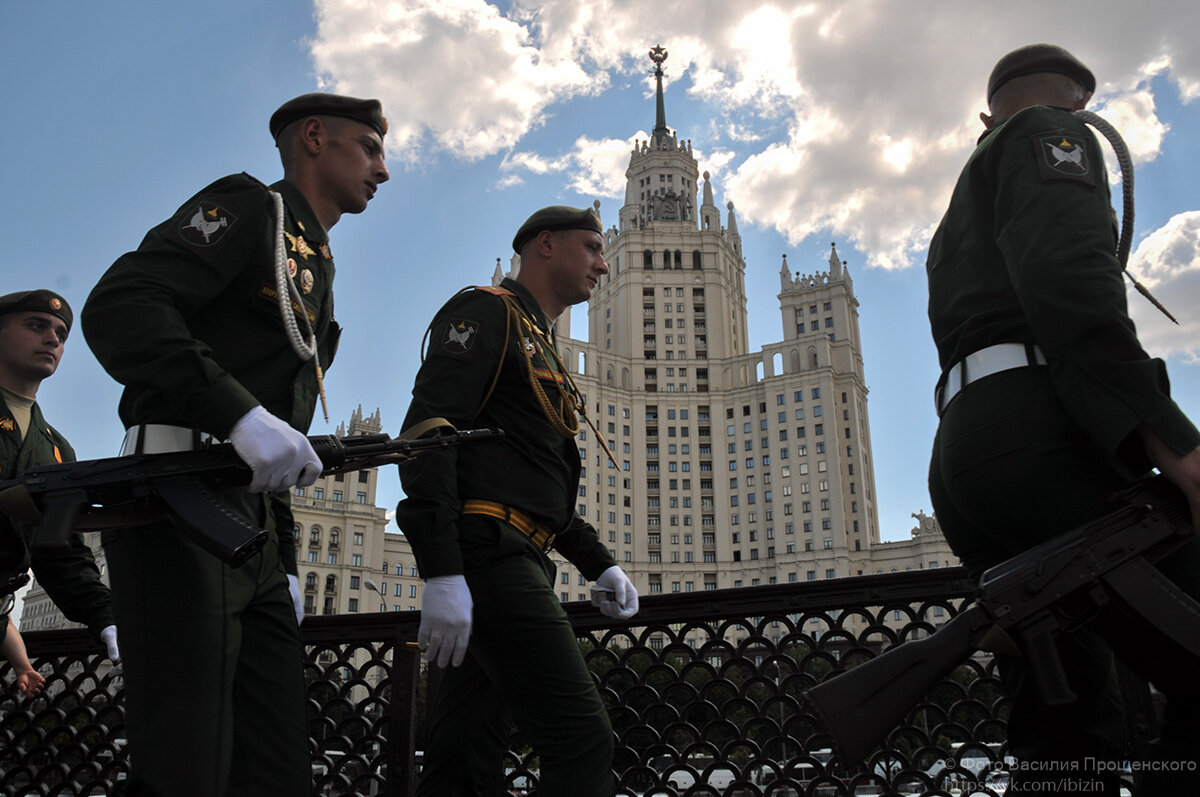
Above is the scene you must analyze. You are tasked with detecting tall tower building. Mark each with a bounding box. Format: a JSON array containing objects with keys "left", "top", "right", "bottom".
[{"left": 543, "top": 47, "right": 948, "bottom": 603}]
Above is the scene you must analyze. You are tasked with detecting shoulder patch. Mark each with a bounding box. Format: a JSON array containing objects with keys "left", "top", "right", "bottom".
[
  {"left": 439, "top": 317, "right": 482, "bottom": 356},
  {"left": 1034, "top": 132, "right": 1095, "bottom": 186},
  {"left": 175, "top": 200, "right": 242, "bottom": 250}
]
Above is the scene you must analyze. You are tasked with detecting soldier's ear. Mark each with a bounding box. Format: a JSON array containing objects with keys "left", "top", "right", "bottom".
[
  {"left": 534, "top": 230, "right": 557, "bottom": 257},
  {"left": 300, "top": 117, "right": 325, "bottom": 155}
]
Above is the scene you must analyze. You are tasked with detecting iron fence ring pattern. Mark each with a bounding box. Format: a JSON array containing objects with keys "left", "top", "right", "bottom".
[{"left": 4, "top": 570, "right": 1147, "bottom": 796}]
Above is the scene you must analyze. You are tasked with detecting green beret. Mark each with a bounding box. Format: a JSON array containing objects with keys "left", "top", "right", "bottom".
[
  {"left": 269, "top": 93, "right": 388, "bottom": 141},
  {"left": 0, "top": 289, "right": 72, "bottom": 331},
  {"left": 513, "top": 205, "right": 603, "bottom": 253},
  {"left": 987, "top": 44, "right": 1095, "bottom": 104}
]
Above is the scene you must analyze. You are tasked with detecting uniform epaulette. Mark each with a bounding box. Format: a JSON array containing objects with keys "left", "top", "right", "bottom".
[{"left": 473, "top": 285, "right": 516, "bottom": 297}]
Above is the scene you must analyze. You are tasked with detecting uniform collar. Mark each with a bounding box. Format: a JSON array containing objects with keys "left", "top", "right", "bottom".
[
  {"left": 500, "top": 277, "right": 554, "bottom": 338},
  {"left": 977, "top": 104, "right": 1076, "bottom": 144},
  {"left": 269, "top": 179, "right": 328, "bottom": 245}
]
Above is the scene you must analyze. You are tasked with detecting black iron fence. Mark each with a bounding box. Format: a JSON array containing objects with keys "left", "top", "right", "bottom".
[{"left": 2, "top": 570, "right": 1150, "bottom": 795}]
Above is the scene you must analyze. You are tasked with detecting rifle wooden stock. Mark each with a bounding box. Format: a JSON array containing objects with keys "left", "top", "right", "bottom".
[{"left": 803, "top": 603, "right": 994, "bottom": 765}]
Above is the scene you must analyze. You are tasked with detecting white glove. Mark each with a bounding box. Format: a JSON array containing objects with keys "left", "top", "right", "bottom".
[
  {"left": 229, "top": 406, "right": 323, "bottom": 493},
  {"left": 100, "top": 625, "right": 120, "bottom": 662},
  {"left": 418, "top": 575, "right": 473, "bottom": 668},
  {"left": 287, "top": 574, "right": 304, "bottom": 625},
  {"left": 594, "top": 566, "right": 639, "bottom": 620}
]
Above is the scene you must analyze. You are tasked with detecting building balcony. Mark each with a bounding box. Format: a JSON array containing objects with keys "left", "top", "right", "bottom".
[{"left": 14, "top": 571, "right": 1155, "bottom": 794}]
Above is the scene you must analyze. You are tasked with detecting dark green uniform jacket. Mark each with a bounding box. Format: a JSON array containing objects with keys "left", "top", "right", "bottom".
[
  {"left": 0, "top": 397, "right": 113, "bottom": 635},
  {"left": 926, "top": 105, "right": 1199, "bottom": 476},
  {"left": 396, "top": 278, "right": 616, "bottom": 580},
  {"left": 82, "top": 174, "right": 341, "bottom": 571}
]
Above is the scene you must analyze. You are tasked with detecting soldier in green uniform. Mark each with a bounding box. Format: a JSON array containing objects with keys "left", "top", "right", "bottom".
[
  {"left": 0, "top": 289, "right": 118, "bottom": 660},
  {"left": 397, "top": 206, "right": 638, "bottom": 796},
  {"left": 81, "top": 94, "right": 389, "bottom": 796},
  {"left": 926, "top": 45, "right": 1200, "bottom": 793}
]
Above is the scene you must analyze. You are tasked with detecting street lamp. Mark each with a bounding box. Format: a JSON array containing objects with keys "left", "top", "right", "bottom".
[{"left": 363, "top": 578, "right": 386, "bottom": 613}]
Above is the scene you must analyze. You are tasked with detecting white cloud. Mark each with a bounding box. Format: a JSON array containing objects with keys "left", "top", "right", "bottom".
[
  {"left": 309, "top": 0, "right": 1200, "bottom": 267},
  {"left": 1127, "top": 212, "right": 1200, "bottom": 362},
  {"left": 311, "top": 0, "right": 601, "bottom": 163},
  {"left": 1092, "top": 90, "right": 1169, "bottom": 174}
]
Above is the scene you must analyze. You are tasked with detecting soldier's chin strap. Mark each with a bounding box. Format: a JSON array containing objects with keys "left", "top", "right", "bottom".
[{"left": 1075, "top": 109, "right": 1178, "bottom": 324}]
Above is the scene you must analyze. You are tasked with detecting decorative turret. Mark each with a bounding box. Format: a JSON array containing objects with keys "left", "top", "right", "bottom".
[
  {"left": 779, "top": 243, "right": 853, "bottom": 294},
  {"left": 343, "top": 405, "right": 383, "bottom": 437},
  {"left": 829, "top": 242, "right": 844, "bottom": 280},
  {"left": 701, "top": 171, "right": 719, "bottom": 232},
  {"left": 727, "top": 201, "right": 741, "bottom": 257}
]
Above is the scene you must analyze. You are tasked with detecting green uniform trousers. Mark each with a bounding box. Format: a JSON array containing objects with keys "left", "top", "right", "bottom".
[
  {"left": 416, "top": 516, "right": 614, "bottom": 796},
  {"left": 103, "top": 521, "right": 310, "bottom": 797},
  {"left": 929, "top": 366, "right": 1200, "bottom": 794}
]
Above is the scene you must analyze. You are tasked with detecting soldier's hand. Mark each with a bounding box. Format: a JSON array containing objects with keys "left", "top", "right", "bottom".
[
  {"left": 229, "top": 406, "right": 323, "bottom": 493},
  {"left": 16, "top": 667, "right": 45, "bottom": 698},
  {"left": 418, "top": 575, "right": 473, "bottom": 668},
  {"left": 594, "top": 566, "right": 639, "bottom": 620},
  {"left": 287, "top": 575, "right": 305, "bottom": 625},
  {"left": 1141, "top": 432, "right": 1200, "bottom": 535},
  {"left": 100, "top": 625, "right": 120, "bottom": 663}
]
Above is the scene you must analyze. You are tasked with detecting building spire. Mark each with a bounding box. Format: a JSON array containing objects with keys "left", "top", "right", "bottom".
[{"left": 650, "top": 45, "right": 671, "bottom": 146}]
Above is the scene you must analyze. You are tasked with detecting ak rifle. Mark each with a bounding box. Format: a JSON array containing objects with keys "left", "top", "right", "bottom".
[
  {"left": 803, "top": 475, "right": 1200, "bottom": 765},
  {"left": 0, "top": 425, "right": 503, "bottom": 567}
]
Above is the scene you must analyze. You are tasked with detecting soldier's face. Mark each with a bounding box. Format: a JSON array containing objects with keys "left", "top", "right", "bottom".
[
  {"left": 550, "top": 230, "right": 609, "bottom": 306},
  {"left": 320, "top": 120, "right": 390, "bottom": 217},
  {"left": 0, "top": 311, "right": 67, "bottom": 383}
]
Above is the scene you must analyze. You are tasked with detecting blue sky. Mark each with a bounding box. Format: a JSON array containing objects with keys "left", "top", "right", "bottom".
[{"left": 4, "top": 0, "right": 1199, "bottom": 555}]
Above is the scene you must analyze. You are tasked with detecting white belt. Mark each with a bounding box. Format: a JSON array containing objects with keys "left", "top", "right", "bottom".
[
  {"left": 936, "top": 343, "right": 1046, "bottom": 416},
  {"left": 121, "top": 424, "right": 220, "bottom": 456}
]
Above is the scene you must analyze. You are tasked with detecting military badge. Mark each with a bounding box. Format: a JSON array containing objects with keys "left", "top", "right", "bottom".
[
  {"left": 442, "top": 318, "right": 480, "bottom": 354},
  {"left": 1035, "top": 132, "right": 1095, "bottom": 186},
  {"left": 0, "top": 417, "right": 14, "bottom": 432},
  {"left": 49, "top": 298, "right": 62, "bottom": 311},
  {"left": 320, "top": 244, "right": 332, "bottom": 260},
  {"left": 284, "top": 231, "right": 315, "bottom": 261},
  {"left": 178, "top": 201, "right": 238, "bottom": 247},
  {"left": 288, "top": 258, "right": 298, "bottom": 278},
  {"left": 301, "top": 269, "right": 314, "bottom": 294}
]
